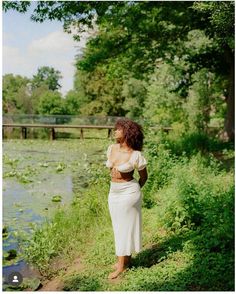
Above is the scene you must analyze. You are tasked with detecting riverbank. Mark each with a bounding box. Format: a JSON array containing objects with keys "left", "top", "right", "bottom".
[
  {"left": 2, "top": 137, "right": 109, "bottom": 290},
  {"left": 3, "top": 133, "right": 234, "bottom": 291}
]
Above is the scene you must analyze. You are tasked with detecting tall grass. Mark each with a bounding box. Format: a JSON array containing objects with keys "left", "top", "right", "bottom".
[{"left": 20, "top": 131, "right": 234, "bottom": 290}]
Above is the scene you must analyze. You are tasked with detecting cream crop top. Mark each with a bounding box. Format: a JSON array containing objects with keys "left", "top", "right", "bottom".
[{"left": 105, "top": 144, "right": 147, "bottom": 173}]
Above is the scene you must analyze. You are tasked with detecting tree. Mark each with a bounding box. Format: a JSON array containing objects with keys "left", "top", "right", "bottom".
[
  {"left": 191, "top": 2, "right": 234, "bottom": 140},
  {"left": 64, "top": 90, "right": 80, "bottom": 115},
  {"left": 75, "top": 65, "right": 126, "bottom": 116},
  {"left": 144, "top": 62, "right": 186, "bottom": 126},
  {"left": 184, "top": 69, "right": 216, "bottom": 132},
  {"left": 121, "top": 77, "right": 147, "bottom": 119},
  {"left": 3, "top": 74, "right": 31, "bottom": 113},
  {"left": 29, "top": 84, "right": 50, "bottom": 114},
  {"left": 32, "top": 66, "right": 62, "bottom": 91},
  {"left": 37, "top": 91, "right": 66, "bottom": 115},
  {"left": 3, "top": 1, "right": 234, "bottom": 140}
]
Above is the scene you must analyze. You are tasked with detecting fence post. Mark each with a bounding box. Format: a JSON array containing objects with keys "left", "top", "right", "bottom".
[
  {"left": 21, "top": 127, "right": 27, "bottom": 139},
  {"left": 108, "top": 129, "right": 111, "bottom": 138},
  {"left": 50, "top": 128, "right": 55, "bottom": 140},
  {"left": 80, "top": 128, "right": 84, "bottom": 139}
]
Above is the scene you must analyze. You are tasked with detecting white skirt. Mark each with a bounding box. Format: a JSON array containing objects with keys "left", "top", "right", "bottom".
[{"left": 108, "top": 179, "right": 142, "bottom": 256}]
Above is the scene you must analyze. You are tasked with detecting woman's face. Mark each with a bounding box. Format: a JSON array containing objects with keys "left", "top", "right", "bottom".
[{"left": 114, "top": 127, "right": 124, "bottom": 142}]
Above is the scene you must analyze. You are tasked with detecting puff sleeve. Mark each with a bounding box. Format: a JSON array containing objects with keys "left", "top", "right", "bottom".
[
  {"left": 105, "top": 144, "right": 113, "bottom": 168},
  {"left": 134, "top": 151, "right": 147, "bottom": 171},
  {"left": 106, "top": 144, "right": 112, "bottom": 159}
]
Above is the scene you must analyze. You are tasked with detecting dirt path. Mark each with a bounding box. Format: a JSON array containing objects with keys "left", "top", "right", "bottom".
[{"left": 37, "top": 257, "right": 85, "bottom": 291}]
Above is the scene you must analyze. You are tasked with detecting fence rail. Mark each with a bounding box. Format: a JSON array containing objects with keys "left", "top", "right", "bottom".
[
  {"left": 2, "top": 114, "right": 173, "bottom": 140},
  {"left": 3, "top": 114, "right": 122, "bottom": 126}
]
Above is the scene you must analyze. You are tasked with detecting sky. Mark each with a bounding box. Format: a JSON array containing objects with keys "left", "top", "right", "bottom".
[{"left": 2, "top": 2, "right": 89, "bottom": 96}]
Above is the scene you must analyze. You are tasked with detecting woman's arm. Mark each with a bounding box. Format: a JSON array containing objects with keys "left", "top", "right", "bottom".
[{"left": 138, "top": 167, "right": 148, "bottom": 188}]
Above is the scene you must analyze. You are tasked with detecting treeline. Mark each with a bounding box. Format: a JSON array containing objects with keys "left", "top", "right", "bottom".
[
  {"left": 3, "top": 66, "right": 80, "bottom": 115},
  {"left": 3, "top": 1, "right": 234, "bottom": 140}
]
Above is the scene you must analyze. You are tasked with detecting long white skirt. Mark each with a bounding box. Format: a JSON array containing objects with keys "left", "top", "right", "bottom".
[{"left": 108, "top": 179, "right": 142, "bottom": 256}]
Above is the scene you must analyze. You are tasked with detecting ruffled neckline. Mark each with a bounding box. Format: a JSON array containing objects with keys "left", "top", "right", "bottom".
[{"left": 106, "top": 150, "right": 137, "bottom": 169}]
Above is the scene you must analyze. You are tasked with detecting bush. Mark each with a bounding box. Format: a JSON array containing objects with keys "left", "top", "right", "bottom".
[
  {"left": 157, "top": 153, "right": 234, "bottom": 253},
  {"left": 170, "top": 131, "right": 233, "bottom": 156}
]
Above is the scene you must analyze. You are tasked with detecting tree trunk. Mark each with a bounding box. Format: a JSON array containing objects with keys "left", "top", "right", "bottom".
[{"left": 220, "top": 47, "right": 235, "bottom": 142}]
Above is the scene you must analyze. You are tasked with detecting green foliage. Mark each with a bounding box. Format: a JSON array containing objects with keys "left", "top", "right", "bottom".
[
  {"left": 121, "top": 77, "right": 147, "bottom": 119},
  {"left": 29, "top": 84, "right": 50, "bottom": 114},
  {"left": 37, "top": 91, "right": 66, "bottom": 115},
  {"left": 159, "top": 154, "right": 233, "bottom": 233},
  {"left": 3, "top": 74, "right": 31, "bottom": 113},
  {"left": 64, "top": 90, "right": 81, "bottom": 115},
  {"left": 192, "top": 2, "right": 234, "bottom": 50},
  {"left": 159, "top": 130, "right": 233, "bottom": 159},
  {"left": 3, "top": 1, "right": 31, "bottom": 13},
  {"left": 20, "top": 160, "right": 111, "bottom": 277},
  {"left": 74, "top": 66, "right": 126, "bottom": 116},
  {"left": 184, "top": 69, "right": 215, "bottom": 131},
  {"left": 2, "top": 0, "right": 235, "bottom": 285},
  {"left": 63, "top": 274, "right": 101, "bottom": 291},
  {"left": 32, "top": 66, "right": 62, "bottom": 91},
  {"left": 2, "top": 68, "right": 63, "bottom": 115},
  {"left": 15, "top": 134, "right": 234, "bottom": 290},
  {"left": 144, "top": 62, "right": 185, "bottom": 126},
  {"left": 142, "top": 143, "right": 177, "bottom": 208},
  {"left": 3, "top": 2, "right": 234, "bottom": 140}
]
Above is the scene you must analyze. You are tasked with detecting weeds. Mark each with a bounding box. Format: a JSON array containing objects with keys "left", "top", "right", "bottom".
[{"left": 17, "top": 132, "right": 234, "bottom": 290}]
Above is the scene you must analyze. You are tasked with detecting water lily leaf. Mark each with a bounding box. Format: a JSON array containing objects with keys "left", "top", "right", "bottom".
[
  {"left": 4, "top": 171, "right": 17, "bottom": 178},
  {"left": 56, "top": 163, "right": 66, "bottom": 172},
  {"left": 52, "top": 195, "right": 62, "bottom": 202},
  {"left": 5, "top": 249, "right": 17, "bottom": 260},
  {"left": 13, "top": 203, "right": 22, "bottom": 207},
  {"left": 40, "top": 163, "right": 49, "bottom": 167},
  {"left": 3, "top": 233, "right": 8, "bottom": 238}
]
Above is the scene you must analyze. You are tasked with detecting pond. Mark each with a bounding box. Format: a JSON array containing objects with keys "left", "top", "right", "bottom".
[{"left": 2, "top": 138, "right": 109, "bottom": 288}]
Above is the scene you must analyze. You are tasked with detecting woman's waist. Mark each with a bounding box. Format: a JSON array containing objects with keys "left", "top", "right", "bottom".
[
  {"left": 111, "top": 176, "right": 134, "bottom": 183},
  {"left": 109, "top": 178, "right": 140, "bottom": 192}
]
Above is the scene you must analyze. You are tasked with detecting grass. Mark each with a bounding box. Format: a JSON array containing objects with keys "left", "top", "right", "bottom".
[{"left": 9, "top": 131, "right": 234, "bottom": 291}]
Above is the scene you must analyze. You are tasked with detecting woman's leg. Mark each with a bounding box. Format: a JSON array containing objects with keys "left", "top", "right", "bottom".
[
  {"left": 108, "top": 256, "right": 127, "bottom": 279},
  {"left": 125, "top": 255, "right": 131, "bottom": 267},
  {"left": 112, "top": 254, "right": 131, "bottom": 269}
]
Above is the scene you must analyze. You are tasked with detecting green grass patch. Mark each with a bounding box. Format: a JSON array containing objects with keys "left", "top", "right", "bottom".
[{"left": 19, "top": 135, "right": 234, "bottom": 290}]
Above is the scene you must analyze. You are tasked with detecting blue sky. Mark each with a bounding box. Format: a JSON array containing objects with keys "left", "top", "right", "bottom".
[{"left": 3, "top": 2, "right": 88, "bottom": 96}]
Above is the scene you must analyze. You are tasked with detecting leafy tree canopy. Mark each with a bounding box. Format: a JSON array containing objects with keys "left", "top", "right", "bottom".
[{"left": 32, "top": 66, "right": 62, "bottom": 91}]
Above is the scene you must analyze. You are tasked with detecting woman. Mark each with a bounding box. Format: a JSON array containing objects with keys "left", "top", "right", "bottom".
[{"left": 106, "top": 118, "right": 148, "bottom": 279}]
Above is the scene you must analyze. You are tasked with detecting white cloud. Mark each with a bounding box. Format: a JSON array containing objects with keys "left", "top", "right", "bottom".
[
  {"left": 3, "top": 45, "right": 27, "bottom": 73},
  {"left": 28, "top": 30, "right": 77, "bottom": 55},
  {"left": 3, "top": 29, "right": 89, "bottom": 95}
]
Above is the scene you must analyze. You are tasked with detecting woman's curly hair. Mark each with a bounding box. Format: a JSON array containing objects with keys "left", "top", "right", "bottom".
[{"left": 114, "top": 118, "right": 144, "bottom": 151}]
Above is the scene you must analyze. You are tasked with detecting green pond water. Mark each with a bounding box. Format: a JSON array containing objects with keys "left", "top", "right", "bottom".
[{"left": 2, "top": 138, "right": 109, "bottom": 287}]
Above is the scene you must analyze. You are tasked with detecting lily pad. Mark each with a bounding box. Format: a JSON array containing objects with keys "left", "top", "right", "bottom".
[
  {"left": 3, "top": 225, "right": 8, "bottom": 236},
  {"left": 51, "top": 195, "right": 62, "bottom": 202},
  {"left": 4, "top": 171, "right": 17, "bottom": 178},
  {"left": 5, "top": 249, "right": 17, "bottom": 261},
  {"left": 56, "top": 163, "right": 66, "bottom": 172},
  {"left": 40, "top": 163, "right": 49, "bottom": 167}
]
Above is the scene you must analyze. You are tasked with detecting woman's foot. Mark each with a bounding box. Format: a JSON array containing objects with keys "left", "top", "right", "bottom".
[
  {"left": 112, "top": 257, "right": 131, "bottom": 270},
  {"left": 112, "top": 262, "right": 119, "bottom": 270},
  {"left": 108, "top": 267, "right": 127, "bottom": 279}
]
